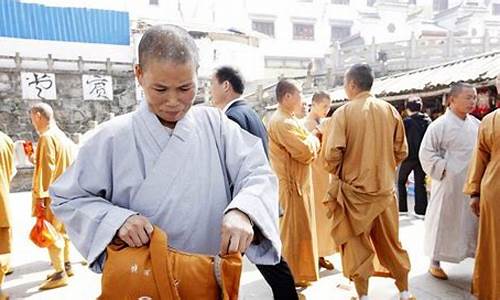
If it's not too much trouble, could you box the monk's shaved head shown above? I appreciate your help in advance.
[312,91,330,104]
[30,102,54,121]
[449,82,474,98]
[276,79,300,103]
[138,24,199,69]
[345,63,374,92]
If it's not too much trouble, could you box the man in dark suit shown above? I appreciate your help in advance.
[211,66,298,300]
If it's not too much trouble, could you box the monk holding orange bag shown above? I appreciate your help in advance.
[99,226,242,300]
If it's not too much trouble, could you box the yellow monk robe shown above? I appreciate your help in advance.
[0,131,15,286]
[464,110,500,300]
[322,92,411,295]
[268,107,320,282]
[32,126,75,273]
[303,117,337,258]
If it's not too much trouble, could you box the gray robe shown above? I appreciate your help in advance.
[49,102,281,272]
[419,109,479,263]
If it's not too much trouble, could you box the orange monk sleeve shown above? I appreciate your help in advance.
[393,108,408,165]
[464,119,492,195]
[323,108,346,176]
[275,120,319,164]
[33,136,56,199]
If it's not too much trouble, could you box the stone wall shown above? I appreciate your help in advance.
[0,69,137,141]
[11,167,33,193]
[0,67,137,192]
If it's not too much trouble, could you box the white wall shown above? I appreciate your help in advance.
[0,37,133,64]
[196,39,265,81]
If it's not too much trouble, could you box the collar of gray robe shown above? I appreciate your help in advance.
[137,101,195,145]
[132,102,198,217]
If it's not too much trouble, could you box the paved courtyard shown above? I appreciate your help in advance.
[3,192,476,299]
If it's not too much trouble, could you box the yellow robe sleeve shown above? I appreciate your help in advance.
[323,109,346,176]
[464,117,492,195]
[0,133,14,228]
[274,119,319,164]
[2,136,15,181]
[33,135,56,199]
[392,107,408,165]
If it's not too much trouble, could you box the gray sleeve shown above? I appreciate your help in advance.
[49,137,136,273]
[419,124,447,180]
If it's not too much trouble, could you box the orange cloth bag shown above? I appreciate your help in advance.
[99,226,242,300]
[29,204,62,248]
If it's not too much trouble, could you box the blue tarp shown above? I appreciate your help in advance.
[0,0,130,45]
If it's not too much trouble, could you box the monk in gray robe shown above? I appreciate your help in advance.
[49,25,281,283]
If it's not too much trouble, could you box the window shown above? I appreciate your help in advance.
[493,4,500,15]
[331,25,351,41]
[252,21,275,37]
[149,0,159,5]
[408,0,417,4]
[293,23,314,40]
[433,0,448,11]
[367,0,376,6]
[331,0,349,4]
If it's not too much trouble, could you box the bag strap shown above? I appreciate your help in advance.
[149,226,180,300]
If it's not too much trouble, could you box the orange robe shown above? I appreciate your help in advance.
[464,110,500,300]
[303,116,336,257]
[0,131,15,285]
[322,92,411,295]
[32,126,75,272]
[268,107,320,282]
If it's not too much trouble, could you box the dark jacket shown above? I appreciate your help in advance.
[225,99,269,156]
[403,112,432,161]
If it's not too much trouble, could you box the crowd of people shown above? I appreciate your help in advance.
[0,24,499,300]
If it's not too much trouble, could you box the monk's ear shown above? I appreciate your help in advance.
[134,64,144,85]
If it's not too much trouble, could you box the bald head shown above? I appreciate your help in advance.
[312,91,330,104]
[449,82,474,98]
[345,64,374,92]
[276,79,300,103]
[30,102,54,121]
[138,25,199,70]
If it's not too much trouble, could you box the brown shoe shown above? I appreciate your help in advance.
[429,266,448,280]
[294,280,311,288]
[319,257,334,270]
[39,271,68,290]
[46,263,73,279]
[64,262,74,277]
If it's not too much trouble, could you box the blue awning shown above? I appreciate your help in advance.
[0,0,130,45]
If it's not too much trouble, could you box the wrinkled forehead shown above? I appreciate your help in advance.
[144,58,197,75]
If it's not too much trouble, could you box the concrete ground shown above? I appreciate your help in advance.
[3,192,476,299]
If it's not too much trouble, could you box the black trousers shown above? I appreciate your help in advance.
[397,159,428,215]
[256,256,298,300]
